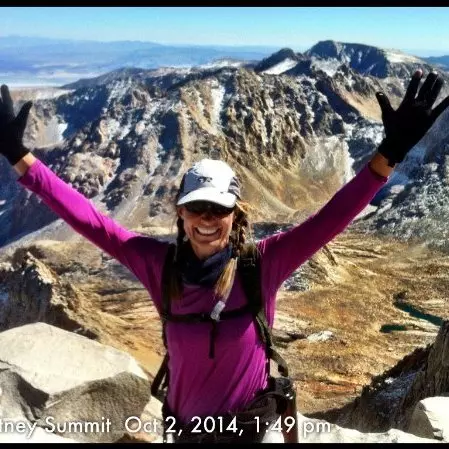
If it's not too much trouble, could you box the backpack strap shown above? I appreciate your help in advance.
[151,243,176,399]
[238,242,289,377]
[161,243,177,345]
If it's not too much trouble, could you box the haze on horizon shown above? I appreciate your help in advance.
[2,6,449,57]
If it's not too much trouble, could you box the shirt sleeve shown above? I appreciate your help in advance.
[258,163,388,295]
[17,158,167,285]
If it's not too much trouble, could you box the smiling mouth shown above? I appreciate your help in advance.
[195,227,220,237]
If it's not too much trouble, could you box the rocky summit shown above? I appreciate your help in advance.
[1,40,449,442]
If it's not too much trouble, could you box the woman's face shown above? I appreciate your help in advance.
[177,201,235,260]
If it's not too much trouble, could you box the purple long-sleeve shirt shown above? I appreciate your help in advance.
[18,159,387,424]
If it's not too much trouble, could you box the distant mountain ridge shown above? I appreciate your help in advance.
[422,55,449,70]
[0,36,279,86]
[3,36,448,87]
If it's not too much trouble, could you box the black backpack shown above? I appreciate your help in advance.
[150,242,289,402]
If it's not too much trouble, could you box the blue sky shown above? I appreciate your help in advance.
[3,7,449,56]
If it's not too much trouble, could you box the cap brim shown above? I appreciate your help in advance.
[176,187,237,208]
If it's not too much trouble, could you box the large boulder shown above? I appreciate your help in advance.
[0,322,151,443]
[407,397,449,442]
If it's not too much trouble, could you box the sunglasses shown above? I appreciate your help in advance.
[184,201,235,217]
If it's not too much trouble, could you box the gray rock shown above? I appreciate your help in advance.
[0,322,151,443]
[407,397,449,442]
[307,330,334,342]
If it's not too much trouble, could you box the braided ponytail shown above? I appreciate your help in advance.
[213,200,252,301]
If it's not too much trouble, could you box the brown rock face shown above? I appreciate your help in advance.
[0,248,100,340]
[393,321,449,430]
[0,251,81,332]
[326,321,449,433]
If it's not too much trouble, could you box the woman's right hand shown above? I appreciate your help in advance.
[0,84,33,165]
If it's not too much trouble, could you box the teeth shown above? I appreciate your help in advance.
[196,227,219,235]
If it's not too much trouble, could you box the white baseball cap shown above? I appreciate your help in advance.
[176,159,241,208]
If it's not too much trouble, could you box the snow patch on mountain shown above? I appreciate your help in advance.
[105,118,121,142]
[58,123,68,141]
[311,57,342,77]
[302,135,353,181]
[199,59,245,69]
[343,122,356,139]
[262,58,298,75]
[35,88,73,100]
[151,67,193,77]
[41,117,68,146]
[355,120,384,143]
[119,120,133,140]
[107,79,132,104]
[134,121,146,137]
[209,81,225,129]
[377,143,429,197]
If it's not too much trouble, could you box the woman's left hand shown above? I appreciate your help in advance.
[375,69,449,168]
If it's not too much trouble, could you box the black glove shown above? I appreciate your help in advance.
[376,70,449,166]
[0,84,33,165]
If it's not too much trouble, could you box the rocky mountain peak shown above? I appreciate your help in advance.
[307,40,349,59]
[307,40,381,59]
[306,40,429,78]
[254,47,302,74]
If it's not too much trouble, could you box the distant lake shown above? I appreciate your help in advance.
[380,299,443,333]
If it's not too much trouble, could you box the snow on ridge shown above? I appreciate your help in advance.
[35,88,74,100]
[151,66,193,77]
[199,59,245,69]
[262,58,298,75]
[107,79,132,103]
[385,50,422,64]
[7,86,74,99]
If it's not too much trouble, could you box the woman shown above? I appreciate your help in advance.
[1,70,448,443]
